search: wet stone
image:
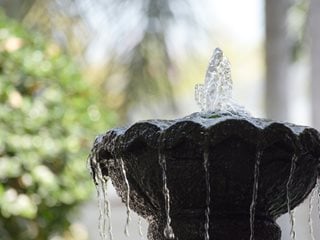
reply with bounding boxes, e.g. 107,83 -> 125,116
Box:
88,114 -> 320,240
88,49 -> 320,240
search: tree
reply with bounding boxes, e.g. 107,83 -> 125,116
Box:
0,0 -> 35,20
0,0 -> 91,60
0,13 -> 115,239
1,0 -> 202,121
95,0 -> 201,121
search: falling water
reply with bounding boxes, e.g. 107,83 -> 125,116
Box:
138,217 -> 144,237
119,157 -> 132,236
88,136 -> 113,240
203,150 -> 211,240
98,177 -> 113,240
308,187 -> 317,240
286,154 -> 297,240
249,150 -> 262,240
158,150 -> 175,239
96,175 -> 108,240
317,178 -> 320,226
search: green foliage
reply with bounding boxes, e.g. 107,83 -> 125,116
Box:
0,13 -> 116,239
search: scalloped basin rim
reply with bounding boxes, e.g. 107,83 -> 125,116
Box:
103,113 -> 320,156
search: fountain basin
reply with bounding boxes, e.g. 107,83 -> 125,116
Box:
90,113 -> 320,240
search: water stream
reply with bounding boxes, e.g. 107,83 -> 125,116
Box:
249,150 -> 262,240
99,178 -> 113,240
138,217 -> 144,237
286,154 -> 297,240
158,150 -> 175,239
317,179 -> 320,228
88,136 -> 113,240
119,157 -> 132,236
308,186 -> 317,240
203,150 -> 211,240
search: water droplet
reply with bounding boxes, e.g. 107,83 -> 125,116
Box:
164,225 -> 175,239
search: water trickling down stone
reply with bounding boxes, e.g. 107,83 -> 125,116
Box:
88,136 -> 113,240
317,178 -> 320,227
119,157 -> 132,236
158,150 -> 175,239
138,217 -> 144,237
100,179 -> 113,240
286,154 -> 297,240
249,150 -> 262,240
308,187 -> 316,240
195,48 -> 250,117
203,150 -> 211,240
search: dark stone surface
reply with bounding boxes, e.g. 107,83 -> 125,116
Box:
89,112 -> 320,240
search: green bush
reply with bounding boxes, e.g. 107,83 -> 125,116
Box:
0,13 -> 116,239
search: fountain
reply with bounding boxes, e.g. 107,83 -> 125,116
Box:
88,48 -> 320,240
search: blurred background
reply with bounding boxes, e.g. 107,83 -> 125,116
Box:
0,0 -> 319,239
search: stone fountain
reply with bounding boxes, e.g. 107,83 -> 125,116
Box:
88,49 -> 320,240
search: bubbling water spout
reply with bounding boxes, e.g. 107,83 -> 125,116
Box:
195,48 -> 250,116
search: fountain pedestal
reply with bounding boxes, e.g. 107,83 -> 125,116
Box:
90,114 -> 320,240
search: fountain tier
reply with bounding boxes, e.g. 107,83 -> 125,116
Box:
89,112 -> 320,240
